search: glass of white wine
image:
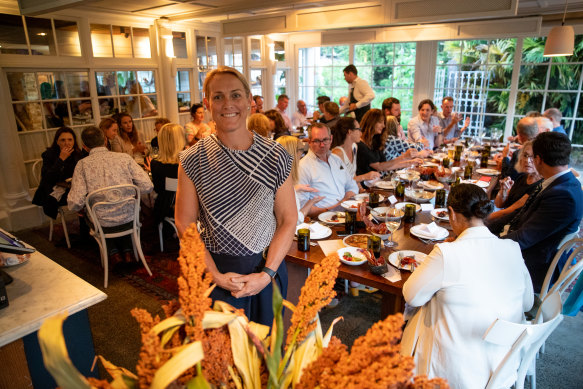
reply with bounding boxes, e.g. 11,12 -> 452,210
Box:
385,208 -> 401,247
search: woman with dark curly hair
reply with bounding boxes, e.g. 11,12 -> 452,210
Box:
32,127 -> 84,219
264,109 -> 290,140
401,183 -> 534,389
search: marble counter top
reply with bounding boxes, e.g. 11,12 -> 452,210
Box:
0,244 -> 107,347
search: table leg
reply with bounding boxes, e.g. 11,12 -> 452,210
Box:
380,291 -> 405,318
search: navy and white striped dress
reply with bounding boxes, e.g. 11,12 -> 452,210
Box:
180,133 -> 292,256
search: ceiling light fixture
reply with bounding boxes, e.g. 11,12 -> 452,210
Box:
544,0 -> 574,57
37,32 -> 47,36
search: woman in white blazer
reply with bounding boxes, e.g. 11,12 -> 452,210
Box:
401,183 -> 534,389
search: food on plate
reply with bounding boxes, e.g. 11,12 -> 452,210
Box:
358,248 -> 385,267
344,234 -> 369,248
437,210 -> 448,218
400,255 -> 419,270
368,223 -> 389,235
342,252 -> 365,263
426,179 -> 441,187
434,167 -> 452,178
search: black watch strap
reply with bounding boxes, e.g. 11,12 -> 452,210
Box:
262,266 -> 277,279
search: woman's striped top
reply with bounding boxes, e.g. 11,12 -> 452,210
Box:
180,133 -> 292,256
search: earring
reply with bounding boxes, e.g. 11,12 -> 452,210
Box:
247,106 -> 251,110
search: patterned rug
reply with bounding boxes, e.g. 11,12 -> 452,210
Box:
123,252 -> 180,302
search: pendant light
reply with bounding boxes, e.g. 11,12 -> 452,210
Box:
544,0 -> 574,57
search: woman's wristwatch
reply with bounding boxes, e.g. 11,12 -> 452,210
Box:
262,266 -> 277,279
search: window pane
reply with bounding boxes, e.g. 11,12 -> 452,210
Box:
65,72 -> 90,98
393,89 -> 414,111
487,38 -> 515,64
462,40 -> 488,63
483,115 -> 506,132
571,120 -> 583,145
521,37 -> 548,64
515,91 -> 543,115
354,44 -> 372,66
488,65 -> 513,89
176,70 -> 190,92
319,46 -> 333,66
7,72 -> 38,101
96,71 -> 118,96
196,35 -> 207,67
275,70 -> 287,98
333,46 -> 349,66
437,40 -> 462,65
372,66 -> 393,87
20,132 -> 48,159
173,31 -> 187,58
334,66 -> 349,87
394,66 -> 415,88
91,24 -> 112,57
546,92 -> 577,118
54,19 -> 81,56
372,88 -> 391,109
207,37 -> 217,67
112,25 -> 132,58
0,14 -> 28,55
26,17 -> 56,56
117,71 -> 136,95
178,93 -> 191,112
571,35 -> 583,62
137,71 -> 156,93
251,69 -> 263,97
42,101 -> 69,128
133,27 -> 151,58
519,65 -> 548,90
274,40 -> 285,62
70,100 -> 93,124
486,90 -> 509,115
13,103 -> 43,131
372,43 -> 393,66
38,72 -> 66,99
224,37 -> 233,66
548,64 -> 581,90
234,38 -> 243,67
98,98 -> 118,116
250,38 -> 261,61
395,42 -> 416,65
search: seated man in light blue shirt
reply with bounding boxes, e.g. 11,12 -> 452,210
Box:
297,123 -> 358,217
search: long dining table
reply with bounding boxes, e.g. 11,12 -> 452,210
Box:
284,160 -> 501,319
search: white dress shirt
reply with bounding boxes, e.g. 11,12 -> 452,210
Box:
407,115 -> 442,149
297,149 -> 358,209
340,76 -> 375,113
292,111 -> 311,128
277,107 -> 292,131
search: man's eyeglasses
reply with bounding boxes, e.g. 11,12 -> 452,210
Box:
311,138 -> 332,145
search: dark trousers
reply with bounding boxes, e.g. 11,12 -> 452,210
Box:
209,251 -> 288,326
85,216 -> 133,255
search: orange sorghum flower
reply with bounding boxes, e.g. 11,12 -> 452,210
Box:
177,224 -> 213,341
86,377 -> 113,388
200,326 -> 236,387
286,252 -> 340,347
131,308 -> 165,389
296,336 -> 348,389
407,375 -> 450,389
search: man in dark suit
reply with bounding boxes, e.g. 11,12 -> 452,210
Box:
503,132 -> 583,292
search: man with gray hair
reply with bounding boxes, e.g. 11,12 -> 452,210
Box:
297,123 -> 358,216
68,125 -> 153,264
543,108 -> 567,135
500,117 -> 539,180
292,99 -> 311,128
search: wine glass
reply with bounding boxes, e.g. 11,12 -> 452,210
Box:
385,208 -> 401,247
150,146 -> 159,160
391,172 -> 400,189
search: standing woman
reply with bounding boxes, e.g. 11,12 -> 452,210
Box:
331,117 -> 381,184
99,117 -> 118,151
357,109 -> 422,178
184,103 -> 212,146
32,127 -> 83,219
114,113 -> 146,162
175,66 -> 296,326
401,184 -> 533,388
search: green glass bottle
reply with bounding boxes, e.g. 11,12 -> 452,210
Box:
396,180 -> 405,198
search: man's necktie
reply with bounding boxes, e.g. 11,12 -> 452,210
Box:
507,181 -> 543,233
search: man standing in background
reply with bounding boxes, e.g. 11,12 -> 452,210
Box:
340,64 -> 375,123
276,94 -> 292,131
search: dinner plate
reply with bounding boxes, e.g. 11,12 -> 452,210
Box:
337,247 -> 368,266
410,224 -> 449,241
295,223 -> 332,240
388,250 -> 427,271
371,207 -> 404,221
342,233 -> 372,249
399,172 -> 421,182
341,200 -> 361,212
432,153 -> 447,161
418,180 -> 444,191
405,189 -> 435,203
422,162 -> 439,167
395,202 -> 421,212
488,159 -> 497,166
318,211 -> 345,225
461,179 -> 489,188
354,193 -> 385,203
431,208 -> 449,221
476,168 -> 500,176
374,181 -> 395,190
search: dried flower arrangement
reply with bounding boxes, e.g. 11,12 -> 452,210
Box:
38,224 -> 449,389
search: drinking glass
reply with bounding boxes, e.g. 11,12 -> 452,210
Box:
150,146 -> 159,160
367,235 -> 382,258
385,209 -> 401,247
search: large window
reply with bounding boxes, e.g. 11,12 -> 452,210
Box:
95,70 -> 159,118
196,35 -> 218,101
434,39 -> 515,138
298,46 -> 349,113
355,42 -> 416,128
176,70 -> 192,113
90,24 -> 151,58
223,37 -> 243,73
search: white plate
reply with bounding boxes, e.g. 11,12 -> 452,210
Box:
371,207 -> 404,221
488,159 -> 497,166
354,193 -> 385,203
461,179 -> 489,188
405,189 -> 435,203
431,208 -> 449,221
337,247 -> 368,266
341,200 -> 361,212
375,181 -> 395,190
296,224 -> 332,240
418,180 -> 444,191
318,211 -> 345,225
476,168 -> 500,176
395,202 -> 421,212
432,153 -> 447,161
388,250 -> 427,271
399,172 -> 421,182
422,162 -> 439,167
342,233 -> 372,249
410,224 -> 449,241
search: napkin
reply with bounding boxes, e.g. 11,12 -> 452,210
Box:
417,222 -> 440,237
318,239 -> 345,256
364,178 -> 380,188
297,222 -> 328,236
382,266 -> 401,283
420,203 -> 434,212
422,181 -> 441,190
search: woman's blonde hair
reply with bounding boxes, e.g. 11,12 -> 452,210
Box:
158,123 -> 185,164
276,135 -> 302,184
248,113 -> 271,137
385,115 -> 399,137
203,66 -> 251,102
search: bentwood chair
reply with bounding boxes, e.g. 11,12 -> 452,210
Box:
32,160 -> 71,248
158,177 -> 179,252
484,291 -> 563,389
540,236 -> 583,302
85,184 -> 152,288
